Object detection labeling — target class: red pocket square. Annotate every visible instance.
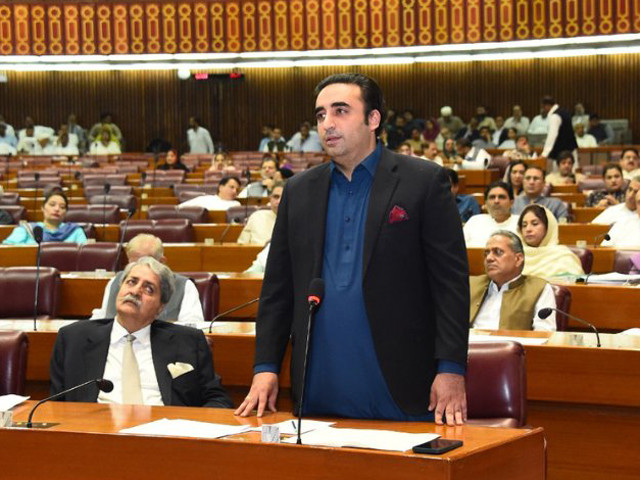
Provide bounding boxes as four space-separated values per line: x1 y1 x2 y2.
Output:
388 205 409 224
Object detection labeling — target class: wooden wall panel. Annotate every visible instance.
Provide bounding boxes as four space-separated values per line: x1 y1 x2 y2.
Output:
0 54 638 152
0 1 639 55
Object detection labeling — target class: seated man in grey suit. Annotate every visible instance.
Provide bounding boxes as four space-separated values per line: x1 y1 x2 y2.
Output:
91 233 203 325
50 256 233 407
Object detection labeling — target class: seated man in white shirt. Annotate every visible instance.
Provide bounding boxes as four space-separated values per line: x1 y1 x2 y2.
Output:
237 183 283 245
179 176 242 211
91 234 204 325
453 137 491 170
51 256 232 407
470 231 556 331
601 188 640 248
464 181 519 247
592 176 640 226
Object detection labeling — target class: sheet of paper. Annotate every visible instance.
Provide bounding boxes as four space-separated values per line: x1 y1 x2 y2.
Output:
619 328 640 336
282 426 439 452
0 394 30 411
469 334 549 345
579 273 640 285
250 419 335 435
119 418 250 439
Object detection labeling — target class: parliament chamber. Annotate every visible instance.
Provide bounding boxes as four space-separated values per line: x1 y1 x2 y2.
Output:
2 1 640 479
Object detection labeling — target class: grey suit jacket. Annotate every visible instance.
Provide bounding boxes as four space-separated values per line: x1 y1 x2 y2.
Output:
50 319 232 408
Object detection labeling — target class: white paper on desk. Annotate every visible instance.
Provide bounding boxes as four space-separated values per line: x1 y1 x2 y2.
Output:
0 394 29 411
250 419 334 435
579 272 640 285
469 334 549 346
619 328 640 336
282 426 439 452
119 418 250 439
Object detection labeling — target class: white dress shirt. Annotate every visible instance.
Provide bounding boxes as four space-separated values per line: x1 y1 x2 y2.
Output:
527 115 549 135
237 209 276 245
90 141 121 155
473 276 557 331
187 127 214 154
601 216 640 247
98 319 164 405
504 116 530 135
591 203 637 226
541 105 562 157
90 277 204 325
575 134 598 148
179 194 240 211
461 147 492 170
463 214 520 247
286 131 324 152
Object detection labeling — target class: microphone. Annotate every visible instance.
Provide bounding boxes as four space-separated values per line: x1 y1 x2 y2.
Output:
593 233 611 248
24 379 114 428
538 307 601 348
113 206 136 270
102 182 111 238
32 225 44 332
208 297 260 333
297 278 324 444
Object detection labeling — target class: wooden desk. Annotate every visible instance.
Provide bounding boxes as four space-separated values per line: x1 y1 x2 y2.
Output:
2 402 544 480
558 223 609 245
0 243 260 271
572 207 605 223
457 169 500 194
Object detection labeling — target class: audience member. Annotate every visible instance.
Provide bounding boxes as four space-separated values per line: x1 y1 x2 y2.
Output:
475 105 497 131
469 231 556 331
52 256 232 407
237 183 283 245
497 128 518 149
586 163 626 208
512 165 569 221
545 150 584 186
18 116 54 140
574 123 597 148
437 106 465 136
601 188 640 248
90 127 121 155
238 156 278 198
492 116 505 145
619 148 640 180
588 114 615 145
286 122 323 152
91 234 204 324
456 116 480 142
527 108 549 135
504 160 526 196
423 141 444 166
401 109 426 137
3 187 87 245
572 102 590 128
88 112 123 146
179 176 241 211
592 175 640 225
258 125 273 151
473 126 496 150
187 116 214 154
244 242 271 274
446 168 480 222
454 138 491 170
540 95 578 162
518 204 584 279
66 113 87 154
16 126 37 154
421 118 441 142
208 151 237 174
398 141 414 157
442 137 457 160
463 181 519 247
158 149 189 172
406 127 425 153
0 122 17 153
504 105 530 135
262 127 286 153
52 132 80 156
504 135 536 160
0 114 16 137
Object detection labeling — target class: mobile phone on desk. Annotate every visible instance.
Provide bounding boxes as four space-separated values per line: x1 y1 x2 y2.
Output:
412 438 463 454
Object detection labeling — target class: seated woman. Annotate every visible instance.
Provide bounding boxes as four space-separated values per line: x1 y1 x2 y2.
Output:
586 163 626 207
158 149 189 172
208 152 237 174
3 187 88 245
504 159 526 197
517 204 584 280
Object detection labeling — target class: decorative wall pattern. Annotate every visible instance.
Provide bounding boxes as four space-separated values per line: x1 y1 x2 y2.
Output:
0 0 638 56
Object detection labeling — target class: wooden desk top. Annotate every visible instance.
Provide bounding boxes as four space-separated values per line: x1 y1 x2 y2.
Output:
2 402 544 480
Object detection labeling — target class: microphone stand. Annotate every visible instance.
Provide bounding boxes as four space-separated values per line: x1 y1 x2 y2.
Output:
102 182 111 239
32 226 43 332
208 297 260 333
113 207 136 271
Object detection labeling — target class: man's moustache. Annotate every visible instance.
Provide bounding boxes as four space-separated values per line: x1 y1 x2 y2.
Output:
121 294 141 307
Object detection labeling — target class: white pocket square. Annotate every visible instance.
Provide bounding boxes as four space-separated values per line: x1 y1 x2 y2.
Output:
167 362 194 379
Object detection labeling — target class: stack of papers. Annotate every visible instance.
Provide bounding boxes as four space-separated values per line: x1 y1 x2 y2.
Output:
578 273 640 285
250 419 334 435
282 426 439 452
0 395 29 411
120 419 250 439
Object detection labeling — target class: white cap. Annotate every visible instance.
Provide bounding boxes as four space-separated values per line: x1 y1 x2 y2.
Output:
441 106 453 116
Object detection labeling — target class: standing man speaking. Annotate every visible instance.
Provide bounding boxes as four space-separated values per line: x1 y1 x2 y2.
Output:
235 74 469 425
